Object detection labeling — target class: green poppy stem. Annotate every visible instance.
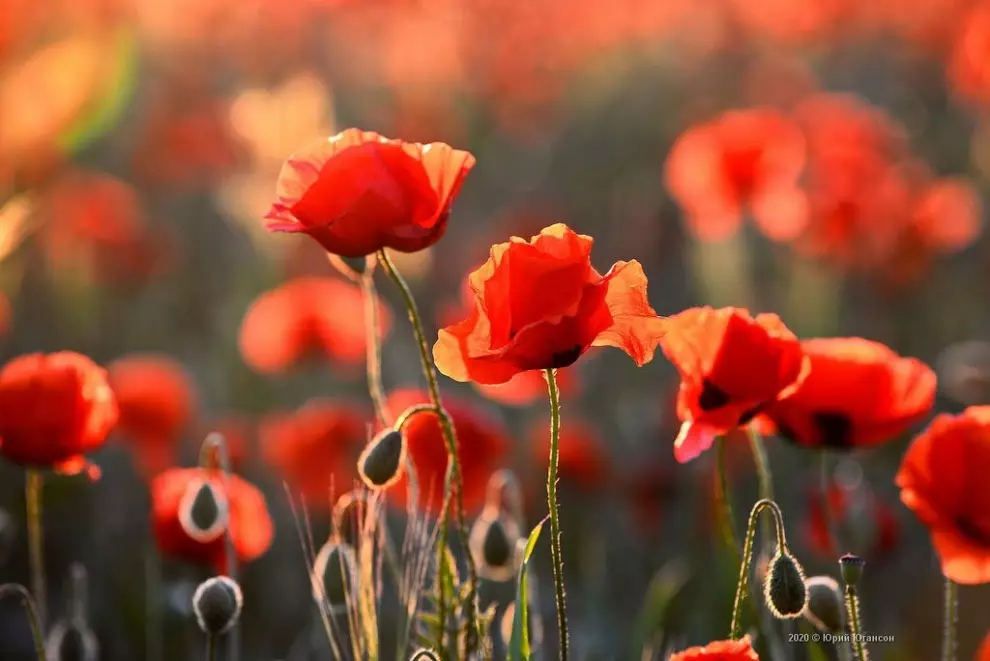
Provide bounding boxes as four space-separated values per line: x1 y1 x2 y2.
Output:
745 428 774 544
820 452 841 556
729 499 788 639
544 368 569 661
715 437 741 562
25 469 46 631
377 249 479 654
0 583 47 661
843 584 869 661
941 577 957 661
205 634 216 661
360 255 392 427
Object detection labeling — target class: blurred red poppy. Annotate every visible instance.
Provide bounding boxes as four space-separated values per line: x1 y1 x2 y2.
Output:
659 306 809 463
108 353 196 477
474 366 579 407
434 223 667 385
0 352 118 474
528 417 609 491
151 467 272 572
384 388 510 515
259 399 369 506
979 630 990 661
764 338 935 450
670 636 759 661
265 128 475 257
948 6 990 107
896 406 990 585
665 108 807 242
0 292 10 339
805 481 900 560
620 459 675 534
238 276 391 374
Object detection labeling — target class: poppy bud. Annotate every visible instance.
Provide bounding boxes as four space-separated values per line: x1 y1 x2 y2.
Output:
804 576 844 633
312 541 357 612
178 479 228 543
839 553 865 587
763 551 808 619
192 576 243 635
45 620 99 661
358 428 405 489
409 650 440 660
332 490 368 547
469 510 520 582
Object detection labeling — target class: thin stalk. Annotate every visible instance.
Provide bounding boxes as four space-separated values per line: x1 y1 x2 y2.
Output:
820 452 841 557
205 635 216 661
144 544 163 661
545 369 569 661
360 255 392 427
745 428 774 544
377 249 478 654
0 583 47 660
941 577 957 661
729 499 787 639
199 435 238 661
25 469 46 631
843 585 869 661
715 438 741 562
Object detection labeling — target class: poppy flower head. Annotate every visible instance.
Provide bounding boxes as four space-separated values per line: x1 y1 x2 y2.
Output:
896 406 990 585
765 337 936 450
434 223 667 385
0 352 118 471
658 307 809 463
239 276 391 374
384 388 510 515
108 353 196 476
665 108 807 243
259 400 369 506
151 467 273 572
669 635 760 661
265 128 475 258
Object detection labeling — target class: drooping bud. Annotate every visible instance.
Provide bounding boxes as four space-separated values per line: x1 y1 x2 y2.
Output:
178 479 228 542
45 620 99 661
409 649 440 660
763 551 808 619
192 576 243 635
484 469 524 525
312 541 357 613
804 575 844 633
469 509 520 582
839 553 865 587
358 428 405 489
332 490 369 547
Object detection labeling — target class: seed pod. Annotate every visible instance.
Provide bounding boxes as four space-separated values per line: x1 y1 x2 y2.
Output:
763 551 808 619
469 510 520 582
45 619 99 661
358 429 405 489
179 480 228 542
804 575 844 633
839 553 865 587
192 575 243 635
312 541 357 612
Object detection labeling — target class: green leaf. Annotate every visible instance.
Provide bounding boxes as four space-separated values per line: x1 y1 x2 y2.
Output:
629 559 690 658
508 517 547 661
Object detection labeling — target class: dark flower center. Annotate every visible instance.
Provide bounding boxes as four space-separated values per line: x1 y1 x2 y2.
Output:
956 516 990 546
189 483 222 532
812 412 853 449
550 345 583 369
699 379 731 411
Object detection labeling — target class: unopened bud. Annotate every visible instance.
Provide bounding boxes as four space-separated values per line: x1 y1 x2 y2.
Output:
312 541 357 612
804 576 844 633
763 551 808 619
409 650 440 660
192 576 243 635
839 553 865 587
45 620 99 661
332 491 368 547
179 480 228 542
358 429 405 489
469 510 520 582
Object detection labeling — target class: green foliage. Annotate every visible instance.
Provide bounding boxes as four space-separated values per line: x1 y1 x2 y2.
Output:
508 517 546 661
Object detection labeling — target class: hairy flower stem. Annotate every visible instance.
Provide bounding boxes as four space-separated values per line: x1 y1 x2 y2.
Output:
715 438 741 563
942 577 957 661
377 249 478 654
729 499 788 639
0 583 46 660
844 585 869 661
360 256 391 427
545 369 569 661
205 634 217 661
25 469 46 631
746 429 774 544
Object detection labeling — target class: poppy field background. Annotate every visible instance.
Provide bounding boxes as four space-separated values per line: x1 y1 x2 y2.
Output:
3 1 990 660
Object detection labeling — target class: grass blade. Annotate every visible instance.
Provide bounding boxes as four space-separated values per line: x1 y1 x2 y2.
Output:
509 517 547 661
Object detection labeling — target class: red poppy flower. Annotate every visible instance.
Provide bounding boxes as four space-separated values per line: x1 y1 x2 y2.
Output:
384 388 510 515
108 354 196 477
528 418 609 491
896 406 990 585
670 636 759 661
434 223 667 385
151 467 273 572
264 128 475 257
764 338 935 450
0 352 118 474
665 108 807 243
978 630 990 661
658 307 808 463
239 276 391 374
259 399 369 506
474 366 579 407
805 481 900 560
948 6 990 107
